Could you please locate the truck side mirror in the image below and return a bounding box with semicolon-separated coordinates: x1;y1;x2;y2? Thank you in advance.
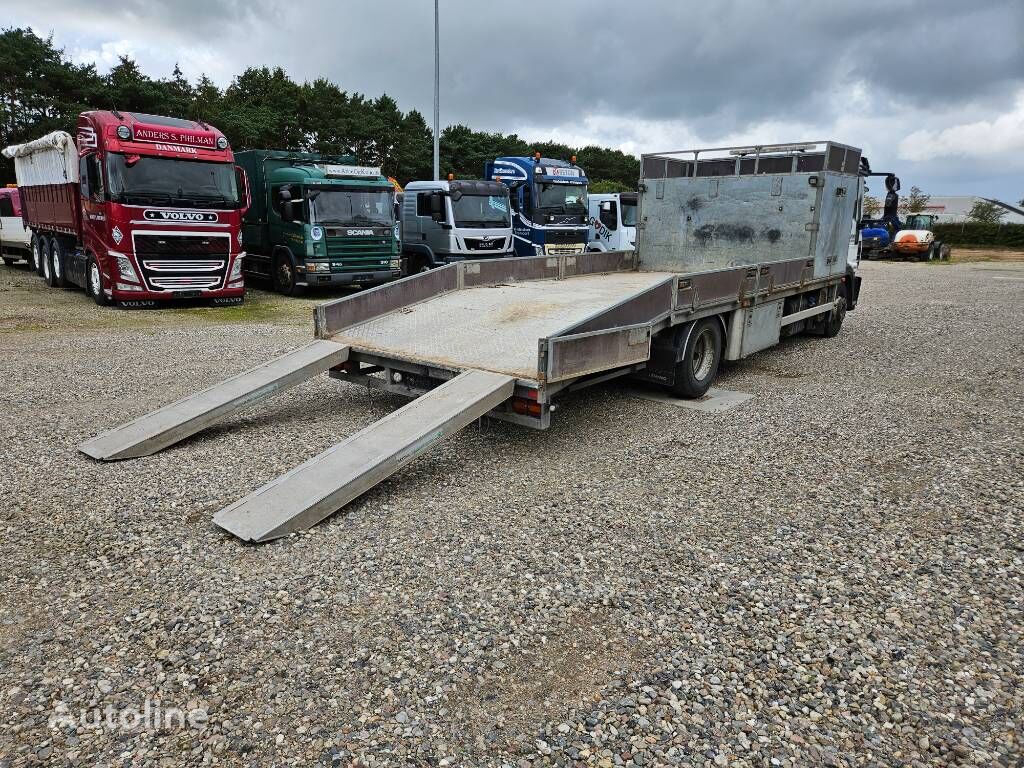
279;188;293;222
235;166;251;214
429;192;445;222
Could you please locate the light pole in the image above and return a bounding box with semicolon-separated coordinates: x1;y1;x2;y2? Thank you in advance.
433;0;440;180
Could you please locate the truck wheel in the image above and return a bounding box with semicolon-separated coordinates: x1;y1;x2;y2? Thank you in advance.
87;255;109;306
273;252;304;296
670;318;722;399
32;234;48;277
48;238;69;288
821;295;847;338
2;257;14;267
936;241;950;260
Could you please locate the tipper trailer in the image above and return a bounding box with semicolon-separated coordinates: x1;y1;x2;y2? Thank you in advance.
2;111;248;306
80;140;865;543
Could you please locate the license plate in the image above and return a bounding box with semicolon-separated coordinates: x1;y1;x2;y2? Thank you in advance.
177;290;202;299
352;274;372;282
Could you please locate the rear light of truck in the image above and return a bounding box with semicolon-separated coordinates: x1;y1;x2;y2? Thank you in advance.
511;397;542;417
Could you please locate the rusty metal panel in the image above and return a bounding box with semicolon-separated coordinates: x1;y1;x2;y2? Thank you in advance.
575;249;636;275
761;257;808;293
316;265;458;338
461;255;557;287
564;276;675;335
547;324;652;382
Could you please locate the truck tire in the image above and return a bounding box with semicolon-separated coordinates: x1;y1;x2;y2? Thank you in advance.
670;318;722;399
273;251;304;296
821;295;847;338
2;257;14;267
48;238;70;288
32;234;48;277
87;255;109;306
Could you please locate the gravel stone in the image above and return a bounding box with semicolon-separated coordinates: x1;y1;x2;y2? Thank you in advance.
0;261;1022;766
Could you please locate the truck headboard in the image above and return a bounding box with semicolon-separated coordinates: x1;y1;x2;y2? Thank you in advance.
636;141;862;280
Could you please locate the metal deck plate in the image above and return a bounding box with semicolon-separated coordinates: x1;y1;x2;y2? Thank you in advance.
331;272;672;379
79;340;350;460
629;386;754;412
214;369;515;542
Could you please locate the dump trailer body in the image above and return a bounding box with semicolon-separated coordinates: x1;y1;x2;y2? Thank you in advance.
81;140;865;542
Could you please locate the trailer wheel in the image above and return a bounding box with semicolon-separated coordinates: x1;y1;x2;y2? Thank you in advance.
32;234;48;277
48;238;69;288
821;295;847;338
670;318;722;399
87;255;109;306
273;252;304;296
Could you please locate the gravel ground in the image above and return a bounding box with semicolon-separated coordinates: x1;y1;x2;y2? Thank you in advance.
0;260;1021;767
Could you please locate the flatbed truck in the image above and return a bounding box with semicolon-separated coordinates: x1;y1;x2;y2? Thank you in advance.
80;140;865;543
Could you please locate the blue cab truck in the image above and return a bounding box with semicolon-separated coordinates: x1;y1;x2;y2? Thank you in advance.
485;154;590;256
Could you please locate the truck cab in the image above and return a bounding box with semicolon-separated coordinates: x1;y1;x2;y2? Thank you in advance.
0;186;31;266
587;192;637;252
400;179;512;273
235;151;400;295
485;155;589;256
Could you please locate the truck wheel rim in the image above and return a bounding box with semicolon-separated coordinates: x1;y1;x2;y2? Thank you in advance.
278;262;293;289
43;250;51;279
53;251;61;278
692;329;715;380
32;240;39;268
90;263;101;295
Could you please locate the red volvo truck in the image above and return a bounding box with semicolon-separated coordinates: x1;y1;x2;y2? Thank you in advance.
2;111;249;306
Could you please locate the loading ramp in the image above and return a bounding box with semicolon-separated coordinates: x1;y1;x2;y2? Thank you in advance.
78;340;350;460
213;369;514;542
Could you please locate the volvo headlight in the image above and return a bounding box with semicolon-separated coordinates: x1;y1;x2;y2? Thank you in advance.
112;253;139;283
229;253;244;281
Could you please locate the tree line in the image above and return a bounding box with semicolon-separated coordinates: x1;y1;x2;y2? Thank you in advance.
863;186;1016;224
0;27;639;191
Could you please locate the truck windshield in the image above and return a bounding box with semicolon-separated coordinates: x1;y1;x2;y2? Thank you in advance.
451;194;510;228
310;189;393;226
537;182;587;212
105;154;239;208
620;199;638;227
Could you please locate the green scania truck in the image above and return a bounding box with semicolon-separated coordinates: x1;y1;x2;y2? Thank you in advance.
235;150;400;295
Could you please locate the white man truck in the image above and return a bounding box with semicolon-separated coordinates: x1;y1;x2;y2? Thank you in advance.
80;140;866;543
587;192;637;252
400;179;513;273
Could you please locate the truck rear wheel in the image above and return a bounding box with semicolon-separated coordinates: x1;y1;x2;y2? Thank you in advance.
33;234;48;277
821;295;847;338
48;238;69;288
2;257;14;267
670;318;722;399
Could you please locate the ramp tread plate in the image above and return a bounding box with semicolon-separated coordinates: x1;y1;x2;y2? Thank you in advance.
214;369;515;542
79;340;350;460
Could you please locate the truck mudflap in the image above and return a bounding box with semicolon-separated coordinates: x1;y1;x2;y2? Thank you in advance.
845;265;861;311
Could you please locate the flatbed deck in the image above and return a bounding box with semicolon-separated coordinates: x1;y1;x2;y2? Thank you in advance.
330;271;672;379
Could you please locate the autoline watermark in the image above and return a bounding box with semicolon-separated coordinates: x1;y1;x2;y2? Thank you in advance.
49;700;207;732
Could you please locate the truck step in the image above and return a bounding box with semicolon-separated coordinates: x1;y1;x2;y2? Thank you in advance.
213;369;516;543
79;340;350;461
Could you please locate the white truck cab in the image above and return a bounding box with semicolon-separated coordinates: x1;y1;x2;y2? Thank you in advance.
587;192;637;252
401;179;514;273
0;186;31;267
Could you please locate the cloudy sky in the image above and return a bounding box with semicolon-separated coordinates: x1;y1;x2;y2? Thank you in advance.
10;0;1024;201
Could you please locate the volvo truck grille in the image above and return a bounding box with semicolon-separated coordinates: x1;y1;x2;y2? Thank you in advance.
132;233;230;291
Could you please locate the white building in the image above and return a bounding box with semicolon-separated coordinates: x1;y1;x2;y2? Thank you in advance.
919;196;1024;224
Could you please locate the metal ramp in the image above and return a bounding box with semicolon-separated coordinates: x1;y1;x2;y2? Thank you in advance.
214;369;515;542
79;340;350;461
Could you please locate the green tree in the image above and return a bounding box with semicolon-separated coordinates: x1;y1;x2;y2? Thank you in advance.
0;27;102;183
967;200;1007;224
898;185;931;215
862;195;882;218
